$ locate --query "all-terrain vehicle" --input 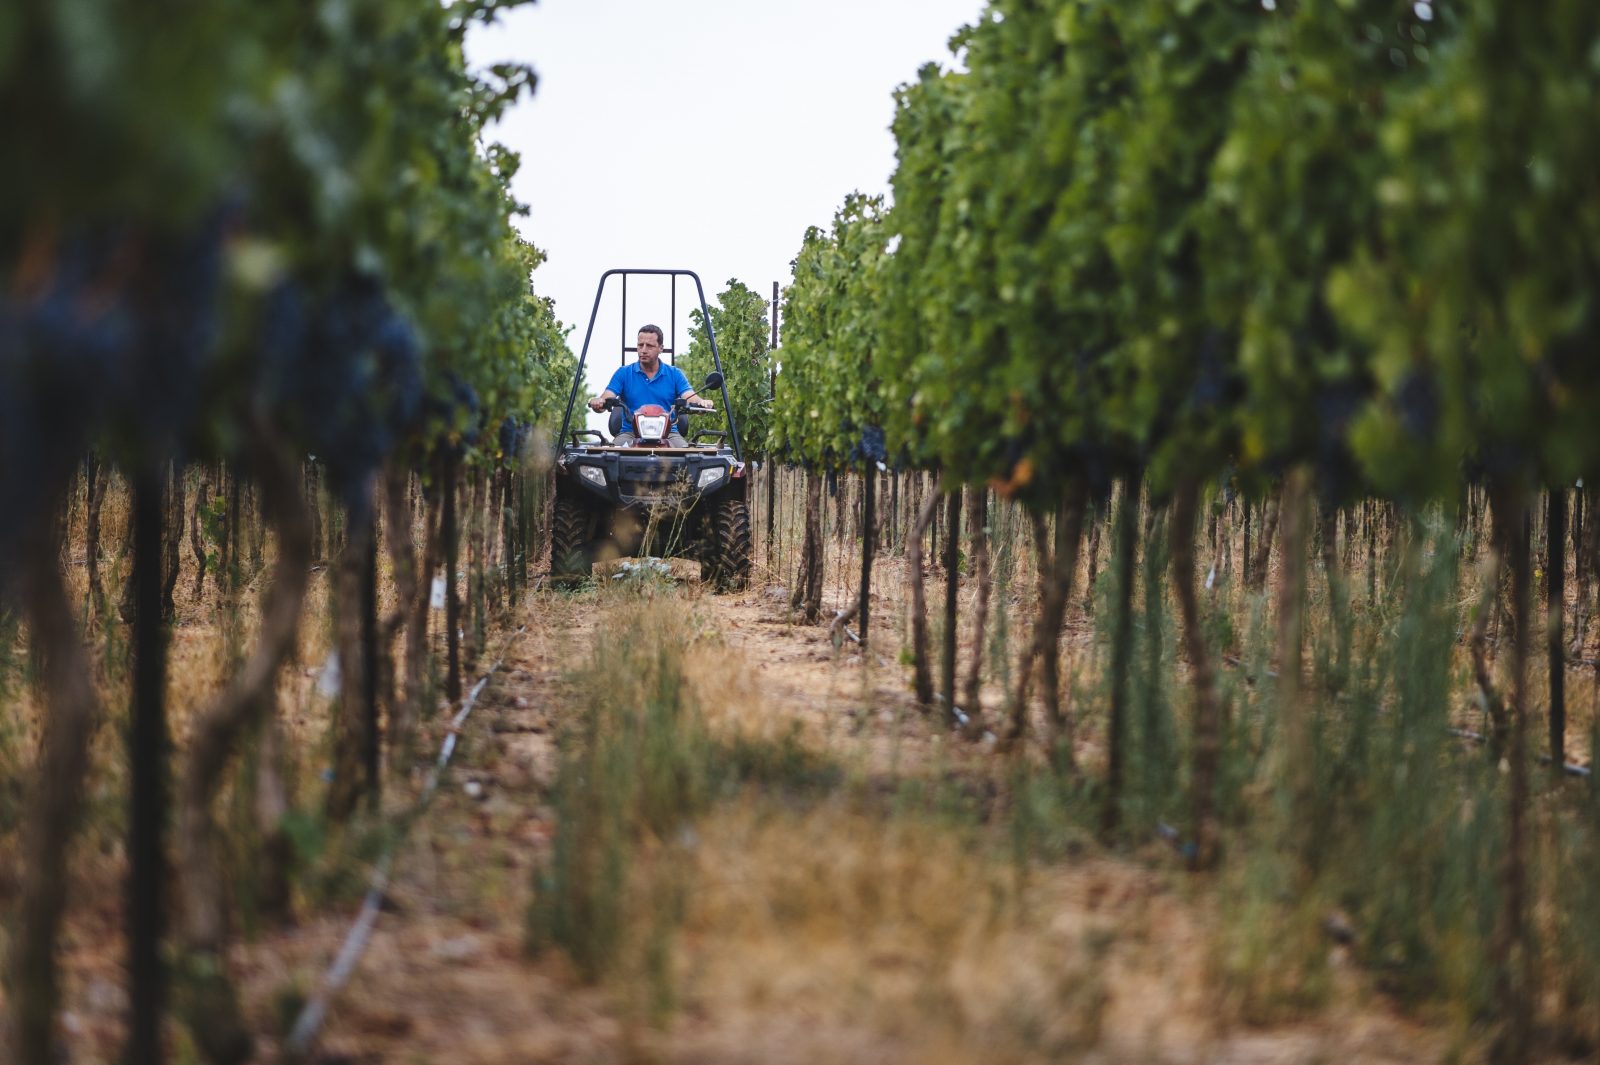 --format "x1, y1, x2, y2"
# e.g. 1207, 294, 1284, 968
550, 269, 752, 590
